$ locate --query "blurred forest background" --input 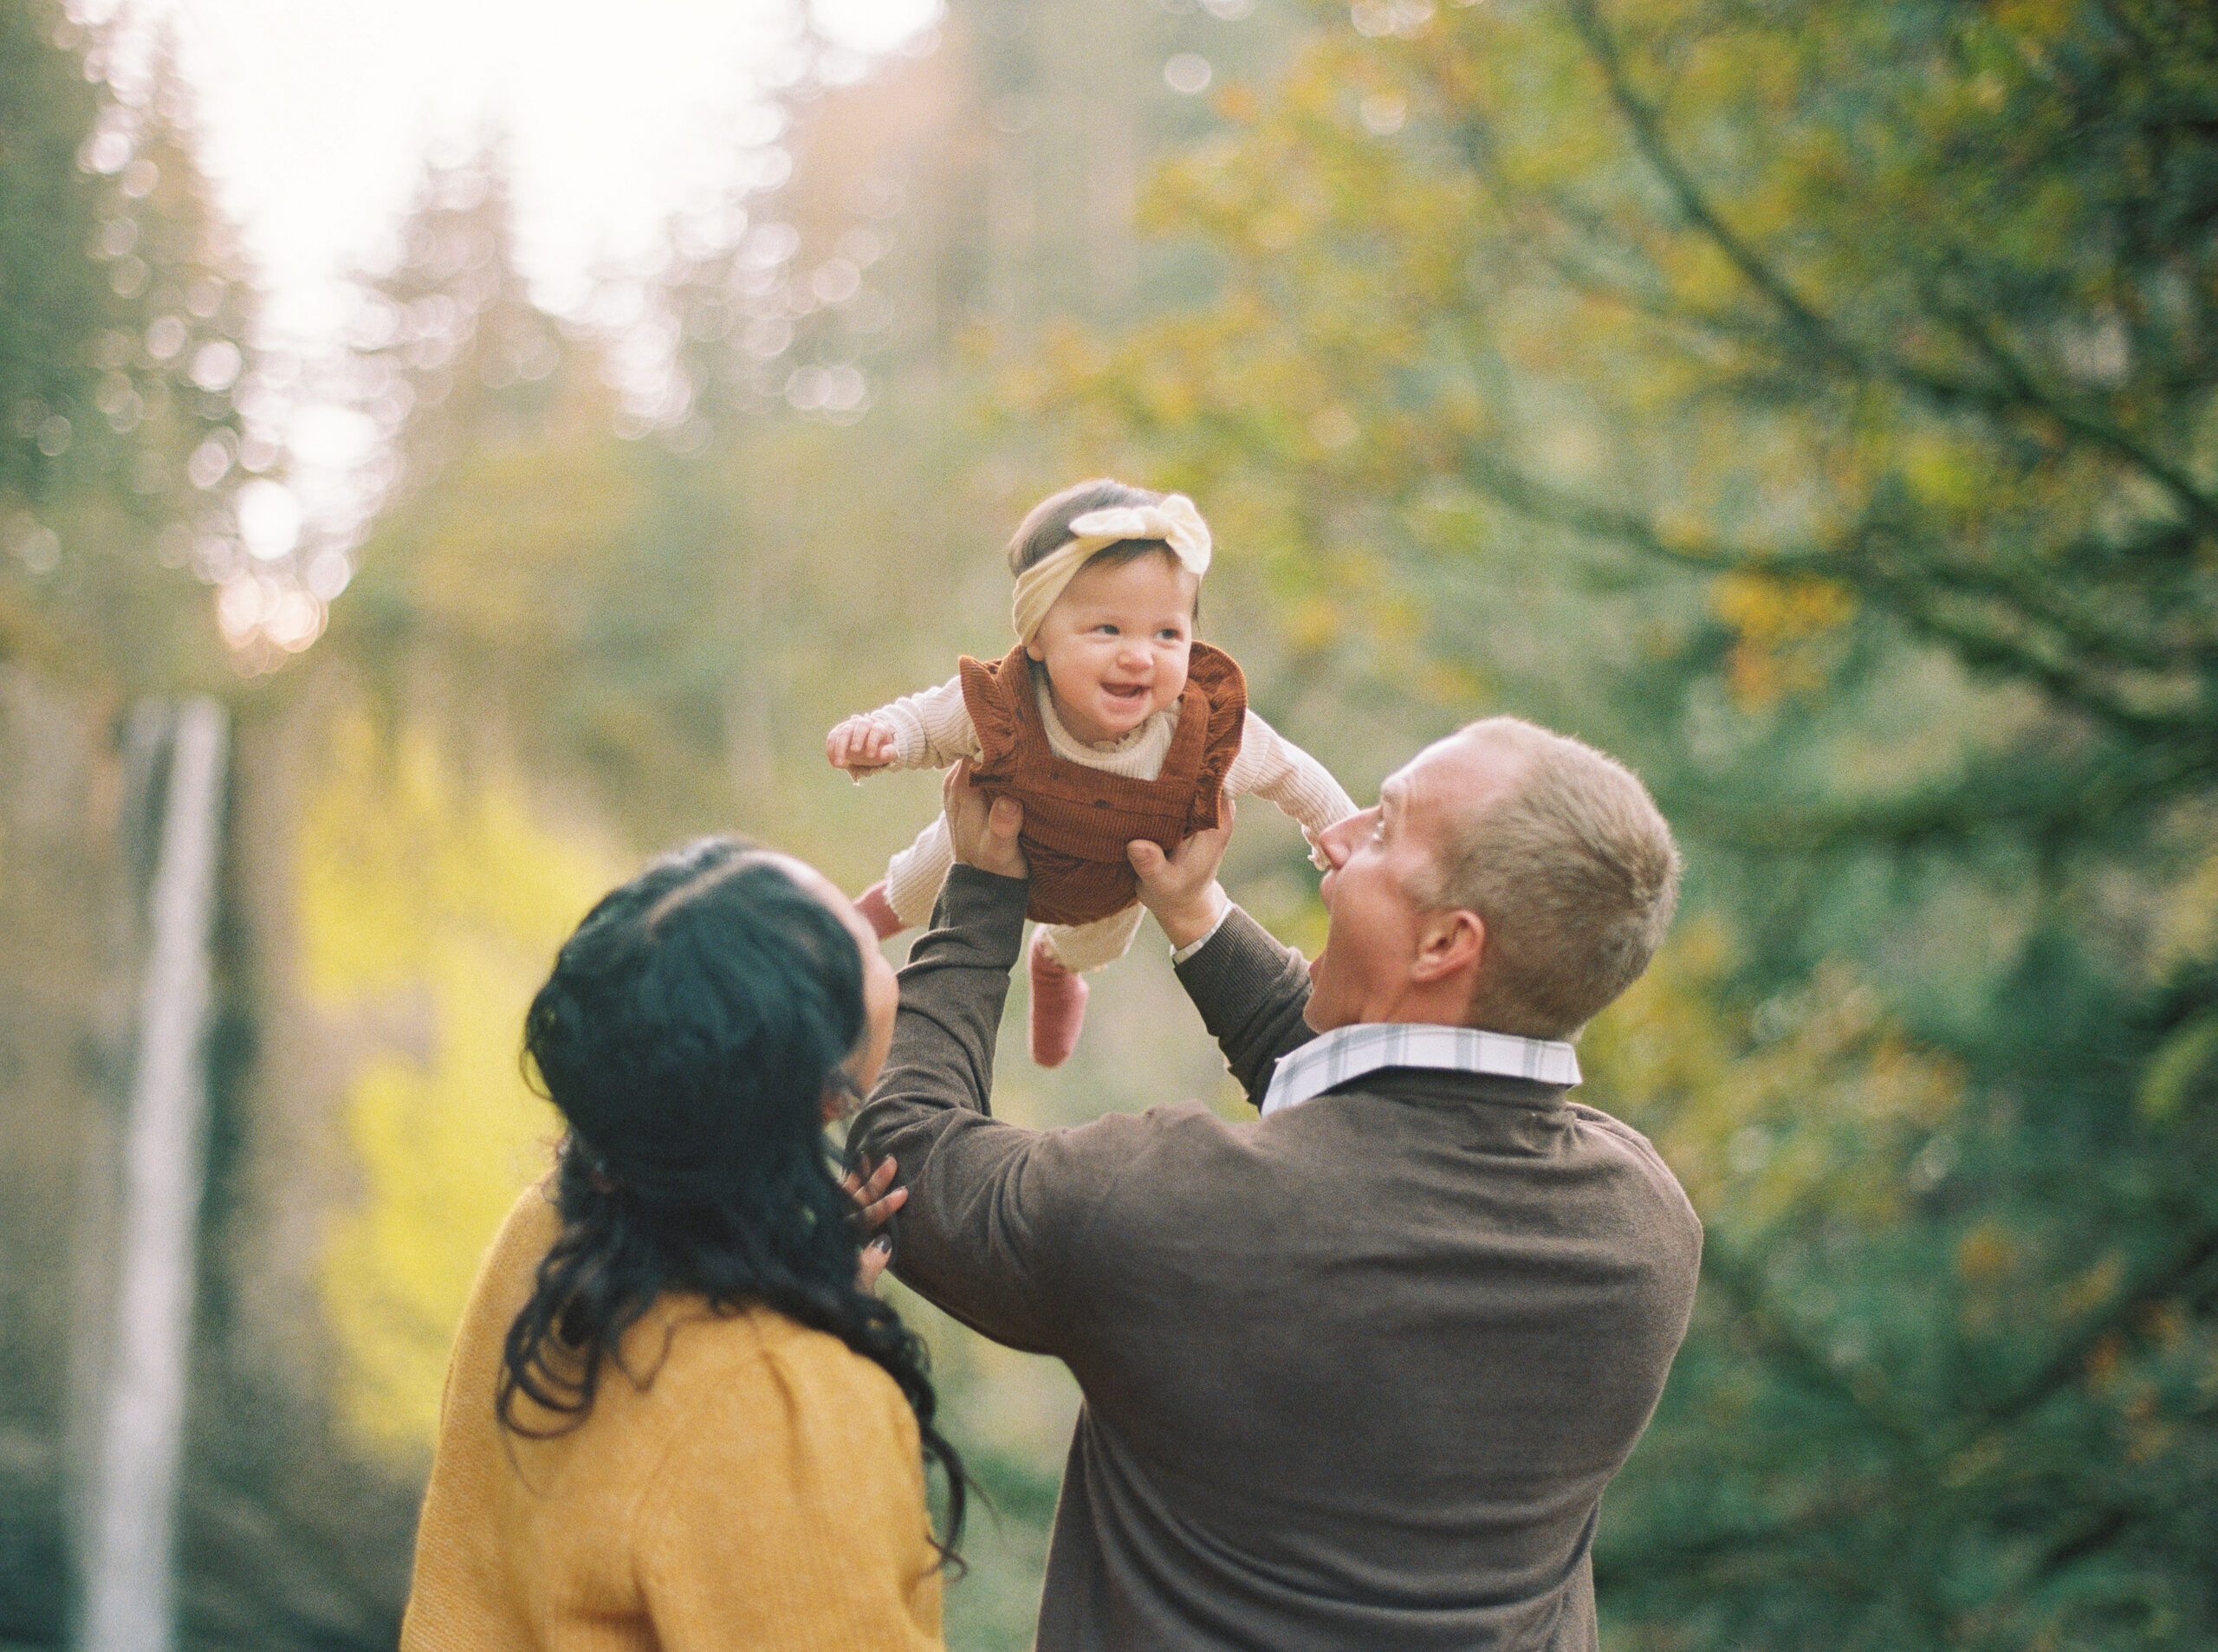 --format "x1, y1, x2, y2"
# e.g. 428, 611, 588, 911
3, 0, 2215, 1648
